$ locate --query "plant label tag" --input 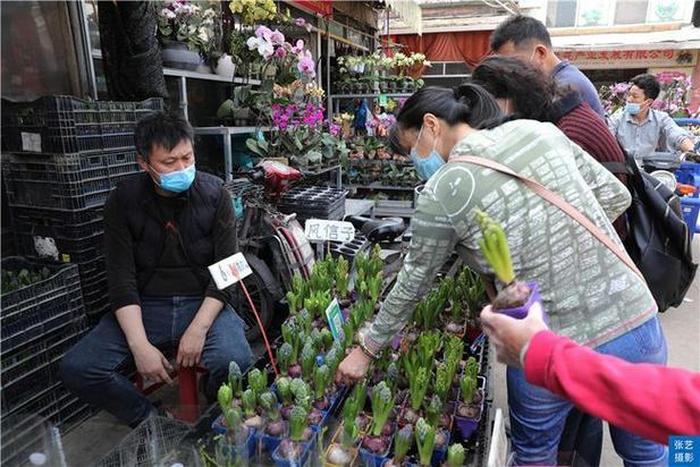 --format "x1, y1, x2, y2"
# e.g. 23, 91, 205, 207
324, 298, 344, 341
21, 132, 41, 152
208, 252, 252, 290
305, 219, 355, 243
